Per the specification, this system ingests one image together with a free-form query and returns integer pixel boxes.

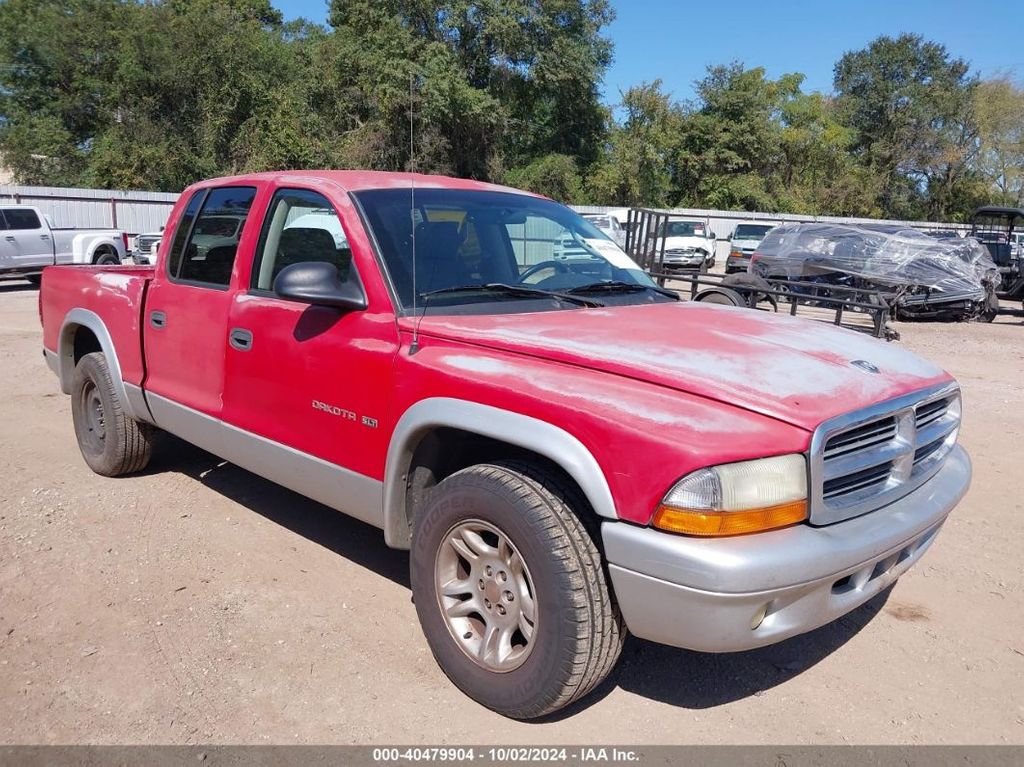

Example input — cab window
[3,208,42,230]
[251,188,353,292]
[170,186,256,288]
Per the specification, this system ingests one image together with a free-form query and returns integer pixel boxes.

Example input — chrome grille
[134,234,160,255]
[809,384,961,525]
[823,416,897,459]
[823,461,892,499]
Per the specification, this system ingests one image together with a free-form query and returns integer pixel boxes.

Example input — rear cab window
[166,186,257,288]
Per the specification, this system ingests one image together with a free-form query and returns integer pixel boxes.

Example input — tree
[974,77,1024,206]
[674,64,799,211]
[0,6,1005,224]
[834,34,978,219]
[587,81,680,207]
[325,0,614,179]
[0,0,320,190]
[0,0,129,185]
[504,154,585,202]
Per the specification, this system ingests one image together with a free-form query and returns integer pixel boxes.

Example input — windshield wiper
[566,281,679,300]
[419,283,604,308]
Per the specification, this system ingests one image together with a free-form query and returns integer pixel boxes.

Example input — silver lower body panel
[602,445,970,652]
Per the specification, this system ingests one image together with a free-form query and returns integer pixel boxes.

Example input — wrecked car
[749,223,1000,321]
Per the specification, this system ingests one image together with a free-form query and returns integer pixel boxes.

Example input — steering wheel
[518,259,570,284]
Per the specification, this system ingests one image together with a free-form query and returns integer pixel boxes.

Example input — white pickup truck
[0,205,127,284]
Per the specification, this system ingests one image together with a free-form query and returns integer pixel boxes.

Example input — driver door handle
[229,327,253,352]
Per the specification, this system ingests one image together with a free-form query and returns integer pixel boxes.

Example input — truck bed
[40,264,155,387]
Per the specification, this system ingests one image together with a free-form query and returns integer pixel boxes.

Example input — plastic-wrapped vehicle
[749,223,1000,321]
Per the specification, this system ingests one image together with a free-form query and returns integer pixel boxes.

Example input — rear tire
[94,249,120,266]
[695,287,745,306]
[71,352,152,476]
[410,461,624,719]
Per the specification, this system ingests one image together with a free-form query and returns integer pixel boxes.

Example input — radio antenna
[409,71,421,355]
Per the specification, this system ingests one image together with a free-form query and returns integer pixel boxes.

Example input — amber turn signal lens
[652,500,808,537]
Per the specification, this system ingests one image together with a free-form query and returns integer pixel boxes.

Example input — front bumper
[661,256,706,272]
[602,445,970,652]
[726,254,752,272]
[898,288,986,307]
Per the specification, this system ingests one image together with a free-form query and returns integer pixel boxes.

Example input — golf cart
[969,206,1024,302]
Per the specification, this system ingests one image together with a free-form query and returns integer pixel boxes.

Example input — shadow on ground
[0,280,37,293]
[146,433,410,589]
[148,433,893,716]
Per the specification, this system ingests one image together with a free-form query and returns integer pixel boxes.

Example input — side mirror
[273,261,367,310]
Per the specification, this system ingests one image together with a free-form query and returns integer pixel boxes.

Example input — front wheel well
[401,427,597,544]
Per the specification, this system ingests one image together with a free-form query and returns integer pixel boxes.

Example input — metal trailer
[625,208,897,340]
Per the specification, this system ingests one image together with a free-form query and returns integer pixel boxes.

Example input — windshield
[584,215,611,229]
[193,216,241,237]
[734,224,773,240]
[659,221,704,237]
[354,189,661,313]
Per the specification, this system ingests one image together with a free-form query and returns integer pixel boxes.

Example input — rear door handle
[149,311,167,329]
[229,327,253,352]
[4,236,14,242]
[40,234,50,240]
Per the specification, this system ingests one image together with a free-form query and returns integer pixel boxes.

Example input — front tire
[71,352,152,476]
[410,461,624,719]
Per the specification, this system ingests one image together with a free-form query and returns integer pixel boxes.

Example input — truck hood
[411,303,950,431]
[731,239,761,253]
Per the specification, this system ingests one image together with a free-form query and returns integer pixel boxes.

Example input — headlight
[653,454,808,537]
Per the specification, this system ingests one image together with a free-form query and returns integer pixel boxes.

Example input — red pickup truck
[40,171,971,719]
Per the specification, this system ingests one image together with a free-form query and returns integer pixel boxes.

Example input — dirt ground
[1,277,1022,745]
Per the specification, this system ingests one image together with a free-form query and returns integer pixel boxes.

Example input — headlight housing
[653,454,808,537]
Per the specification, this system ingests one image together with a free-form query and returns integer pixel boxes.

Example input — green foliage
[587,81,679,207]
[0,7,1016,223]
[833,34,979,219]
[323,0,613,179]
[589,66,880,217]
[974,77,1024,206]
[504,154,584,203]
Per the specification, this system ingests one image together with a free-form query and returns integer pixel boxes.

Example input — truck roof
[183,170,539,196]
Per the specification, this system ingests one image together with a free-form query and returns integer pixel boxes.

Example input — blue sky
[276,0,1023,106]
